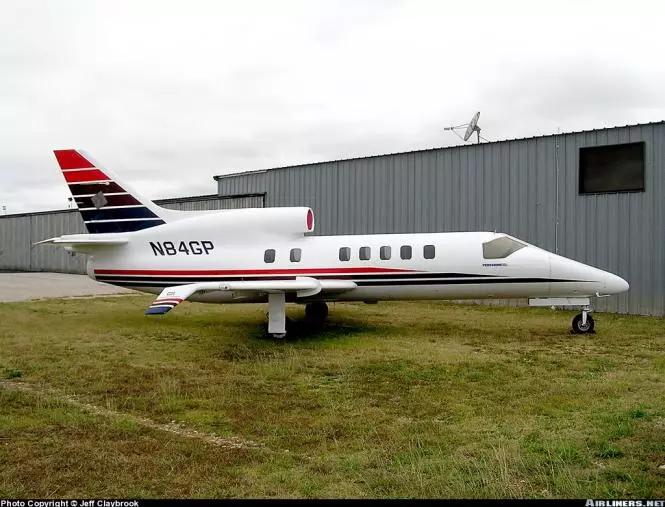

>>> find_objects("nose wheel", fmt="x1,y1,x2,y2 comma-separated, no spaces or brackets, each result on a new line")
571,306,595,334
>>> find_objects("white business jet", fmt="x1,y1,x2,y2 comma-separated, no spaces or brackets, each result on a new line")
36,150,629,338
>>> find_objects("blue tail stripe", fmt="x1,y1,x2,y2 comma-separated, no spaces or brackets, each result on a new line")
87,219,165,234
81,207,159,221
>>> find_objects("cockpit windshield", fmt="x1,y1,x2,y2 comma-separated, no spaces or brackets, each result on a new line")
482,236,526,259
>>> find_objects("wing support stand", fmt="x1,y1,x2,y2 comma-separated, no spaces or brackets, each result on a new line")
268,292,287,338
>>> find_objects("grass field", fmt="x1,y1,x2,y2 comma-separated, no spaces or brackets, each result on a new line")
0,295,664,498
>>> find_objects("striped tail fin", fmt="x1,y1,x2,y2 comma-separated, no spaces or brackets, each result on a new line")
54,149,167,234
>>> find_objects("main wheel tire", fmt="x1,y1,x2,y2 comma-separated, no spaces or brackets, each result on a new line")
305,302,329,322
571,313,595,334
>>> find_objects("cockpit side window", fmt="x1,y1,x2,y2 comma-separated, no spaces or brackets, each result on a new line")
482,236,526,259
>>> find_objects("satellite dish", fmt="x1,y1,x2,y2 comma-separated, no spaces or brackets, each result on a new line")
463,111,481,142
444,111,486,144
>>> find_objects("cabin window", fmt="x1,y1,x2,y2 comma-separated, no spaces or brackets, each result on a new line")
359,246,371,260
380,246,391,260
579,142,645,194
339,247,351,262
482,236,526,259
400,245,412,260
264,249,276,263
423,244,435,259
290,248,302,262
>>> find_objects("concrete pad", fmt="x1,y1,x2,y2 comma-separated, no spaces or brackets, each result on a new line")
0,272,136,302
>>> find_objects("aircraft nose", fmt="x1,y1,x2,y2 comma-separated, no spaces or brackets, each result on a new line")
604,273,629,294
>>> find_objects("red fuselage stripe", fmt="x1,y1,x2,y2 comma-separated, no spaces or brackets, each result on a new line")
95,267,417,276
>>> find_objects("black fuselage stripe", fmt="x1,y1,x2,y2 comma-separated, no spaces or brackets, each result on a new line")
97,277,585,288
95,272,500,283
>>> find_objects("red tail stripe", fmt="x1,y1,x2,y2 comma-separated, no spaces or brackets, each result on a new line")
154,298,184,304
54,150,95,170
63,169,110,183
96,267,417,276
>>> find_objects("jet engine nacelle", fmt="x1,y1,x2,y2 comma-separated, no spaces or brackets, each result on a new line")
143,206,315,239
219,207,315,236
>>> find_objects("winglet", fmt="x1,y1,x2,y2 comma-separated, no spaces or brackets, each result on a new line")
144,284,211,316
145,297,185,315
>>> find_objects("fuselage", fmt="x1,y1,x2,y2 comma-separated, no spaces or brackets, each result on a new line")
45,148,630,336
88,229,629,305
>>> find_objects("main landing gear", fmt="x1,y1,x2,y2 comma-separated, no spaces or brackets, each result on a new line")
305,302,329,324
265,297,329,338
267,293,287,338
528,297,596,335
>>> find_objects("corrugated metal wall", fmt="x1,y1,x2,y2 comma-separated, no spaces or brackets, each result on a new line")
0,211,86,273
216,122,665,316
0,194,264,274
156,194,264,211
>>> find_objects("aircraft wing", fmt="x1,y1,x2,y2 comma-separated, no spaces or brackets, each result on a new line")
145,277,357,315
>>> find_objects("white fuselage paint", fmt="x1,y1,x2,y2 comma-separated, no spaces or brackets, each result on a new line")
87,227,628,305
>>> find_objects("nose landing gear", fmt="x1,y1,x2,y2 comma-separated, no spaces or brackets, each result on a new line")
528,297,596,334
571,304,595,334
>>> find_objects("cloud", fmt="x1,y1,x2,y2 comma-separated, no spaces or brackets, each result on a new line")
1,0,664,213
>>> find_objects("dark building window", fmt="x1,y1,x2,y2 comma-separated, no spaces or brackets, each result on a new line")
264,249,276,263
579,142,645,194
339,247,351,262
423,245,435,259
290,248,301,262
400,245,412,260
380,246,391,260
359,246,371,260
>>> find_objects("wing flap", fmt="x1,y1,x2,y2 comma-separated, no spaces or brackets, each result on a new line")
318,280,358,292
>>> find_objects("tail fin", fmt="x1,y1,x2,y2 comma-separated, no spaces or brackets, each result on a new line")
54,149,167,234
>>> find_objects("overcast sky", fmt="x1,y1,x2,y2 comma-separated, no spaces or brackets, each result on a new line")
1,0,664,214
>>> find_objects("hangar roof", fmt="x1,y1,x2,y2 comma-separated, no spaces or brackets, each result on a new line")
213,120,665,181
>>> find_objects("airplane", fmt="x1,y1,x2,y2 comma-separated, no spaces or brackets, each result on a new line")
35,149,630,338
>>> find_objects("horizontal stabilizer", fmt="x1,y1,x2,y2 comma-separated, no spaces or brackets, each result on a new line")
33,236,129,248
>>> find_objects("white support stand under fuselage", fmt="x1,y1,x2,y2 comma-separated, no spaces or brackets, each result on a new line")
268,292,287,336
528,297,591,307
